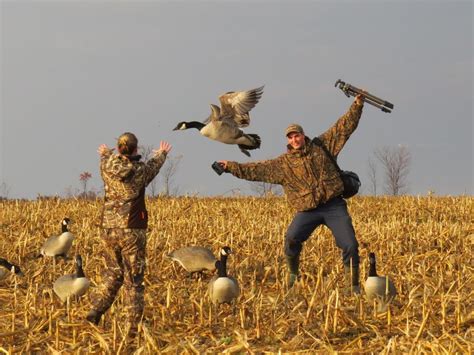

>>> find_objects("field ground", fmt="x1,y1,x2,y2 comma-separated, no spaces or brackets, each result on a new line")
0,196,473,353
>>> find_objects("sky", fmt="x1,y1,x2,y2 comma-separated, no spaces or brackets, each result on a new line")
1,0,472,199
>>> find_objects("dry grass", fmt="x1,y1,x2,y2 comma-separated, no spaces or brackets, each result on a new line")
0,195,473,353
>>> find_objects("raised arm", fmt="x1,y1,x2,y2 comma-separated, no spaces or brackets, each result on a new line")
98,144,114,163
144,141,172,186
317,94,364,157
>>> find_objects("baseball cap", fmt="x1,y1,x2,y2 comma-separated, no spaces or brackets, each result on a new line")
285,124,304,137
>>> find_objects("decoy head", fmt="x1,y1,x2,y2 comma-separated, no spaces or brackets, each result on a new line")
61,217,71,233
221,246,232,256
0,258,24,277
12,264,24,276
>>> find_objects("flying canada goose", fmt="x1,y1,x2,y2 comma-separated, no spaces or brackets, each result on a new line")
0,258,24,280
208,246,240,305
166,246,217,277
53,255,90,302
364,252,397,312
173,86,264,156
40,218,74,258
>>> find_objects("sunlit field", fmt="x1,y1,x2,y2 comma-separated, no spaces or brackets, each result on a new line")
0,196,472,353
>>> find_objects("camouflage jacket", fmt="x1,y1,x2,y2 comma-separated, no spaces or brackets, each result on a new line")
227,102,363,212
100,149,167,229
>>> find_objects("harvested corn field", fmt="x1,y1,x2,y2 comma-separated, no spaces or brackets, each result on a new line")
0,196,473,353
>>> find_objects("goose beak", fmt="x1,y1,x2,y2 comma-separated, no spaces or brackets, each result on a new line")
172,124,182,131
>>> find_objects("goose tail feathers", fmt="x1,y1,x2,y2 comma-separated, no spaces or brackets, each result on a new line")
243,134,261,148
238,133,261,156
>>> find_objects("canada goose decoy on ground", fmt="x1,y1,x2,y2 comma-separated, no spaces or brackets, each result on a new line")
167,246,218,277
53,255,90,302
364,252,397,312
208,246,240,305
0,258,24,280
40,218,74,258
173,86,264,157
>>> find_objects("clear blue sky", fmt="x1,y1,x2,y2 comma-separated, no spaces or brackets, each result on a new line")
1,1,472,199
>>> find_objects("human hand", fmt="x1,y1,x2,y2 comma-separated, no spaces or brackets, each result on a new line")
217,161,229,170
155,141,172,154
98,144,113,156
355,93,366,106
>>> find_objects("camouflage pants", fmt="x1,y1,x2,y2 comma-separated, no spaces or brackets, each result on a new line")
90,228,146,336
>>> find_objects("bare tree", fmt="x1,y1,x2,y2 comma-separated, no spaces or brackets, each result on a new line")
139,145,159,197
79,172,92,196
160,154,183,197
375,145,411,195
249,181,283,197
139,145,182,197
139,145,154,162
367,156,378,196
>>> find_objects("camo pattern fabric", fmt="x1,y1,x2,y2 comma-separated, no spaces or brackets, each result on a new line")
226,102,363,212
89,228,146,337
100,149,167,228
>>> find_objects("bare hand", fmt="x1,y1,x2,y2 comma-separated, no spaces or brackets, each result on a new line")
155,141,172,154
355,93,365,106
218,160,228,170
98,144,113,156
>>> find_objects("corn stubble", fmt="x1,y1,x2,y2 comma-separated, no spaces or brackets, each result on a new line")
0,196,472,353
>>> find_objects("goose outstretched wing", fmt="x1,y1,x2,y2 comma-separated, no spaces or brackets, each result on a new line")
219,86,264,127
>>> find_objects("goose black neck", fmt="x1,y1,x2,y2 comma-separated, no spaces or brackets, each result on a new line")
0,258,12,269
76,262,85,278
61,223,69,233
217,254,228,278
368,260,378,277
187,121,206,130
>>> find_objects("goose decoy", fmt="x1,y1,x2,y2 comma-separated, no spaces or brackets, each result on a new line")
0,258,24,280
53,255,90,302
40,218,74,258
208,246,239,305
166,246,218,277
364,252,397,312
173,86,264,156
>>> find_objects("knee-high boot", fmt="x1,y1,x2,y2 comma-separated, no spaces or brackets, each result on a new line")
344,265,361,295
286,255,300,287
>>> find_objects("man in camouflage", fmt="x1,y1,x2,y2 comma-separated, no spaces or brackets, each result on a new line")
86,132,171,338
219,94,365,292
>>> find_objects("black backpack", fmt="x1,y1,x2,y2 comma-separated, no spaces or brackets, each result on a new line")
312,137,361,199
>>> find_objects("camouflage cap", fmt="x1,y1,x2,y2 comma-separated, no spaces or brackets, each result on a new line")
285,124,304,137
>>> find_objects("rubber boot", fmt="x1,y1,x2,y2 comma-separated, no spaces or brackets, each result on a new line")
286,255,300,288
344,265,361,295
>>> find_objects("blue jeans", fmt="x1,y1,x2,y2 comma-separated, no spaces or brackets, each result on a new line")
285,197,359,267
